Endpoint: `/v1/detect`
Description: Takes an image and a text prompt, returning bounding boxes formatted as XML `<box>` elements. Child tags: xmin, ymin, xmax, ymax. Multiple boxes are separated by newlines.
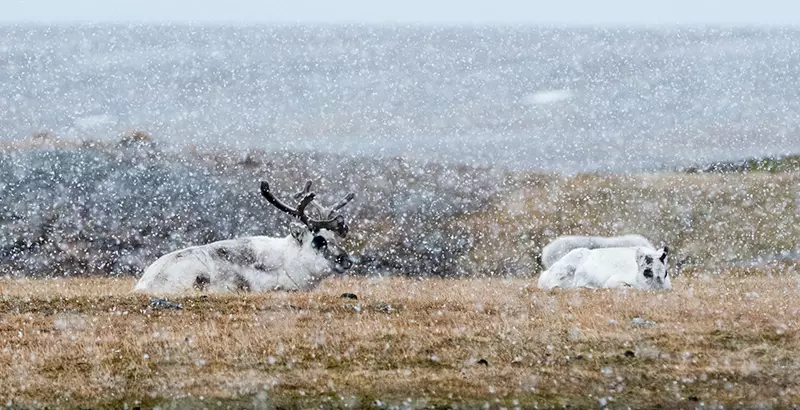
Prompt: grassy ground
<box><xmin>408</xmin><ymin>169</ymin><xmax>800</xmax><ymax>279</ymax></box>
<box><xmin>2</xmin><ymin>268</ymin><xmax>800</xmax><ymax>409</ymax></box>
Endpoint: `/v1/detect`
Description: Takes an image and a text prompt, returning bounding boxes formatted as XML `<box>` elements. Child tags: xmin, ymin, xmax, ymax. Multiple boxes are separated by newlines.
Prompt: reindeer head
<box><xmin>636</xmin><ymin>246</ymin><xmax>671</xmax><ymax>290</ymax></box>
<box><xmin>260</xmin><ymin>180</ymin><xmax>355</xmax><ymax>273</ymax></box>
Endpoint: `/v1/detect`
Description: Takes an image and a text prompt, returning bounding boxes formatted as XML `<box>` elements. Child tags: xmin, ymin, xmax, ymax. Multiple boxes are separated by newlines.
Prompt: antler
<box><xmin>262</xmin><ymin>181</ymin><xmax>353</xmax><ymax>237</ymax></box>
<box><xmin>292</xmin><ymin>180</ymin><xmax>327</xmax><ymax>218</ymax></box>
<box><xmin>261</xmin><ymin>182</ymin><xmax>296</xmax><ymax>213</ymax></box>
<box><xmin>327</xmin><ymin>192</ymin><xmax>355</xmax><ymax>217</ymax></box>
<box><xmin>292</xmin><ymin>180</ymin><xmax>355</xmax><ymax>219</ymax></box>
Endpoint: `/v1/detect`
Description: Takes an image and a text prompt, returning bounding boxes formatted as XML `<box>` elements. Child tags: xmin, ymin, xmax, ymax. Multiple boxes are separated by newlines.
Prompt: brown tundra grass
<box><xmin>2</xmin><ymin>267</ymin><xmax>800</xmax><ymax>409</ymax></box>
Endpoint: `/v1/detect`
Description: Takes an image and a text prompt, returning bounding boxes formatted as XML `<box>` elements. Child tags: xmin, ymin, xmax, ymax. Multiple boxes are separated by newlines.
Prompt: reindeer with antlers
<box><xmin>134</xmin><ymin>180</ymin><xmax>355</xmax><ymax>293</ymax></box>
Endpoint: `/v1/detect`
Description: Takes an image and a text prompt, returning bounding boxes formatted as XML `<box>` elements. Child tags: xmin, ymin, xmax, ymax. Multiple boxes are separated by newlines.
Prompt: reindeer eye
<box><xmin>312</xmin><ymin>236</ymin><xmax>327</xmax><ymax>249</ymax></box>
<box><xmin>643</xmin><ymin>268</ymin><xmax>653</xmax><ymax>278</ymax></box>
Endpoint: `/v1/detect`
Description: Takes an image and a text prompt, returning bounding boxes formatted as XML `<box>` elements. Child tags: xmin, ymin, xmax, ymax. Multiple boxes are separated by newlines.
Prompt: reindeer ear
<box><xmin>334</xmin><ymin>215</ymin><xmax>346</xmax><ymax>229</ymax></box>
<box><xmin>289</xmin><ymin>222</ymin><xmax>306</xmax><ymax>244</ymax></box>
<box><xmin>659</xmin><ymin>247</ymin><xmax>669</xmax><ymax>264</ymax></box>
<box><xmin>336</xmin><ymin>216</ymin><xmax>349</xmax><ymax>237</ymax></box>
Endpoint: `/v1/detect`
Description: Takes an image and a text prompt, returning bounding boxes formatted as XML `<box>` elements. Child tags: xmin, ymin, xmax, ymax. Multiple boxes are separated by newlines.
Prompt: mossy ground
<box><xmin>2</xmin><ymin>269</ymin><xmax>800</xmax><ymax>409</ymax></box>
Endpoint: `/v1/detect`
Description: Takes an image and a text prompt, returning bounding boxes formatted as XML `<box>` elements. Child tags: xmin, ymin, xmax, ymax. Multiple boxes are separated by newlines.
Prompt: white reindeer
<box><xmin>540</xmin><ymin>234</ymin><xmax>654</xmax><ymax>269</ymax></box>
<box><xmin>134</xmin><ymin>180</ymin><xmax>355</xmax><ymax>293</ymax></box>
<box><xmin>538</xmin><ymin>246</ymin><xmax>671</xmax><ymax>290</ymax></box>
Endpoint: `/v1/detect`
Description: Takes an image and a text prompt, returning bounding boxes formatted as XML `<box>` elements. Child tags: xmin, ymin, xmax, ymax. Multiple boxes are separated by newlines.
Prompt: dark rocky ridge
<box><xmin>0</xmin><ymin>139</ymin><xmax>506</xmax><ymax>277</ymax></box>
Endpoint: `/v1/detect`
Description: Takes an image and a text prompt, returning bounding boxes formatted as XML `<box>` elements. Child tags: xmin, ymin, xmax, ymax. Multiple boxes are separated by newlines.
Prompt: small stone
<box><xmin>631</xmin><ymin>317</ymin><xmax>657</xmax><ymax>326</ymax></box>
<box><xmin>341</xmin><ymin>293</ymin><xmax>358</xmax><ymax>300</ymax></box>
<box><xmin>149</xmin><ymin>298</ymin><xmax>183</xmax><ymax>310</ymax></box>
<box><xmin>624</xmin><ymin>350</ymin><xmax>635</xmax><ymax>358</ymax></box>
<box><xmin>477</xmin><ymin>358</ymin><xmax>489</xmax><ymax>366</ymax></box>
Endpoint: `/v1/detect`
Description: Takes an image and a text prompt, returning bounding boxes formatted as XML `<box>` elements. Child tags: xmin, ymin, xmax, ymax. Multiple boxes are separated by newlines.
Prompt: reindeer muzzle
<box><xmin>336</xmin><ymin>254</ymin><xmax>353</xmax><ymax>271</ymax></box>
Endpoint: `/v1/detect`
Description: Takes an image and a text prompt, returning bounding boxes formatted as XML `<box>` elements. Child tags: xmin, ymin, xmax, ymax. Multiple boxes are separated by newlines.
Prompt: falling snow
<box><xmin>2</xmin><ymin>22</ymin><xmax>800</xmax><ymax>410</ymax></box>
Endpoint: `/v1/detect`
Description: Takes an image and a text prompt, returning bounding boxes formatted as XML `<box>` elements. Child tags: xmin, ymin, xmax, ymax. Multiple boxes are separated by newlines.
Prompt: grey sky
<box><xmin>1</xmin><ymin>0</ymin><xmax>798</xmax><ymax>25</ymax></box>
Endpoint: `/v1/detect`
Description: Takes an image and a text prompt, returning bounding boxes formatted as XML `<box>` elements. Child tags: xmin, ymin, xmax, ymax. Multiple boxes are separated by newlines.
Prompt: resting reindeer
<box><xmin>540</xmin><ymin>234</ymin><xmax>654</xmax><ymax>269</ymax></box>
<box><xmin>134</xmin><ymin>181</ymin><xmax>355</xmax><ymax>293</ymax></box>
<box><xmin>538</xmin><ymin>246</ymin><xmax>671</xmax><ymax>290</ymax></box>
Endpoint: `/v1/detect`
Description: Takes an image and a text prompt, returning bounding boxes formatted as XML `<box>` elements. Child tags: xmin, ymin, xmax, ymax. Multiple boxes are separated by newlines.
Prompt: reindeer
<box><xmin>540</xmin><ymin>234</ymin><xmax>655</xmax><ymax>269</ymax></box>
<box><xmin>134</xmin><ymin>180</ymin><xmax>355</xmax><ymax>293</ymax></box>
<box><xmin>538</xmin><ymin>246</ymin><xmax>671</xmax><ymax>291</ymax></box>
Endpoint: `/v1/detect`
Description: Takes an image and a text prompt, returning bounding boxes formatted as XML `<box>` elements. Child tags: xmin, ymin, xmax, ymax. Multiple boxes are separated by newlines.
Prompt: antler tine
<box><xmin>295</xmin><ymin>192</ymin><xmax>316</xmax><ymax>224</ymax></box>
<box><xmin>292</xmin><ymin>180</ymin><xmax>313</xmax><ymax>199</ymax></box>
<box><xmin>260</xmin><ymin>181</ymin><xmax>299</xmax><ymax>216</ymax></box>
<box><xmin>327</xmin><ymin>192</ymin><xmax>355</xmax><ymax>218</ymax></box>
<box><xmin>293</xmin><ymin>180</ymin><xmax>326</xmax><ymax>217</ymax></box>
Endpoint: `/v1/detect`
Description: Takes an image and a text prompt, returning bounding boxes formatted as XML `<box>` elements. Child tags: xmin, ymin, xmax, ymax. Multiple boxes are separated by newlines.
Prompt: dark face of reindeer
<box><xmin>311</xmin><ymin>230</ymin><xmax>353</xmax><ymax>273</ymax></box>
<box><xmin>288</xmin><ymin>222</ymin><xmax>353</xmax><ymax>273</ymax></box>
<box><xmin>637</xmin><ymin>246</ymin><xmax>671</xmax><ymax>289</ymax></box>
<box><xmin>263</xmin><ymin>180</ymin><xmax>356</xmax><ymax>274</ymax></box>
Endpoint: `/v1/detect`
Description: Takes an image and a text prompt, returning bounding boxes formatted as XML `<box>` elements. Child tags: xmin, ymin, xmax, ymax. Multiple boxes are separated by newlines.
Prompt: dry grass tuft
<box><xmin>2</xmin><ymin>270</ymin><xmax>800</xmax><ymax>409</ymax></box>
